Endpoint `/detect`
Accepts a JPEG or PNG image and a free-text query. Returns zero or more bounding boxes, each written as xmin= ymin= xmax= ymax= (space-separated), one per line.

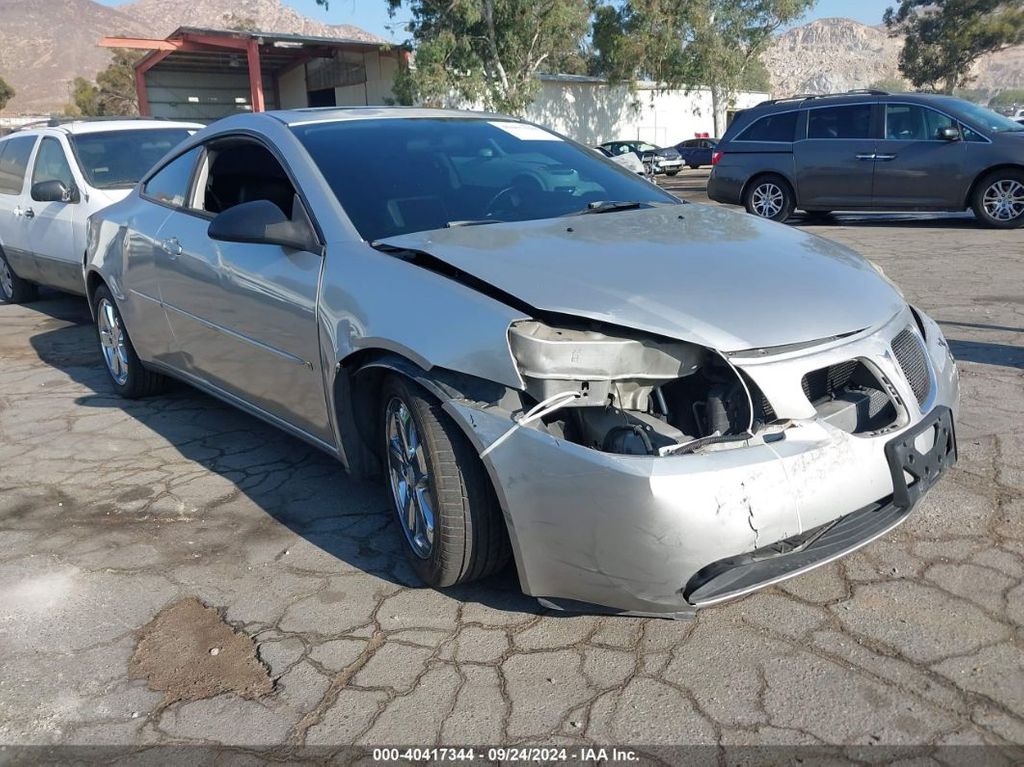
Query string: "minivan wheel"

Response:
xmin=0 ymin=250 xmax=39 ymax=304
xmin=92 ymin=285 xmax=168 ymax=398
xmin=972 ymin=170 xmax=1024 ymax=229
xmin=380 ymin=374 xmax=510 ymax=587
xmin=744 ymin=175 xmax=795 ymax=223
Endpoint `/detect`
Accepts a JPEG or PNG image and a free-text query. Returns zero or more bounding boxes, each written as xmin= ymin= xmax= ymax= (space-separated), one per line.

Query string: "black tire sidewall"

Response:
xmin=973 ymin=170 xmax=1024 ymax=229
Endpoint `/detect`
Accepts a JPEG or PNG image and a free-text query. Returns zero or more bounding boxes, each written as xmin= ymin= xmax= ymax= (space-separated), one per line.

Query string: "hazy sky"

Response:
xmin=97 ymin=0 xmax=898 ymax=42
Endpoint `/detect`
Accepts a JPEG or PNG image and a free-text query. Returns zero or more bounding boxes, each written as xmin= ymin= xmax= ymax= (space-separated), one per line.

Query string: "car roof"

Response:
xmin=269 ymin=106 xmax=509 ymax=126
xmin=746 ymin=91 xmax=973 ymax=116
xmin=12 ymin=118 xmax=203 ymax=136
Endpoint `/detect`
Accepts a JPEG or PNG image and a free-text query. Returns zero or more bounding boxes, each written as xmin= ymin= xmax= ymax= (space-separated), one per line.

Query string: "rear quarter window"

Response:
xmin=735 ymin=112 xmax=798 ymax=143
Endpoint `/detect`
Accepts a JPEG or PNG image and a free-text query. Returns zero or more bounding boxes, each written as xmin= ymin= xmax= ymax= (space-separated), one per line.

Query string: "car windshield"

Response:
xmin=293 ymin=118 xmax=677 ymax=242
xmin=70 ymin=128 xmax=194 ymax=189
xmin=636 ymin=142 xmax=659 ymax=151
xmin=953 ymin=101 xmax=1024 ymax=134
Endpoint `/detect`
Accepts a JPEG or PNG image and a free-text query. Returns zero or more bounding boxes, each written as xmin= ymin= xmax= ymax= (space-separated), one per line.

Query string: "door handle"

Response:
xmin=160 ymin=237 xmax=183 ymax=257
xmin=18 ymin=207 xmax=35 ymax=218
xmin=855 ymin=154 xmax=877 ymax=161
xmin=874 ymin=154 xmax=897 ymax=162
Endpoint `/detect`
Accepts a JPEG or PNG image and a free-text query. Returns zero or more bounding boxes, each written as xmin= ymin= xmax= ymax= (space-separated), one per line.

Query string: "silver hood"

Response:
xmin=378 ymin=204 xmax=906 ymax=352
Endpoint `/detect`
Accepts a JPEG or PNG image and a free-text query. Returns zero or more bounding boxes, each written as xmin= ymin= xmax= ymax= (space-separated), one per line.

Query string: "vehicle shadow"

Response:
xmin=791 ymin=211 xmax=982 ymax=229
xmin=24 ymin=294 xmax=541 ymax=616
xmin=947 ymin=339 xmax=1024 ymax=370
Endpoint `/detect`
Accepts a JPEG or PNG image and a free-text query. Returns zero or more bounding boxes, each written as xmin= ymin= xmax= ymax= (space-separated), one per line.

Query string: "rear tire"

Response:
xmin=688 ymin=163 xmax=701 ymax=170
xmin=744 ymin=174 xmax=795 ymax=223
xmin=666 ymin=169 xmax=680 ymax=177
xmin=380 ymin=374 xmax=510 ymax=587
xmin=0 ymin=249 xmax=39 ymax=304
xmin=972 ymin=169 xmax=1024 ymax=229
xmin=92 ymin=284 xmax=168 ymax=398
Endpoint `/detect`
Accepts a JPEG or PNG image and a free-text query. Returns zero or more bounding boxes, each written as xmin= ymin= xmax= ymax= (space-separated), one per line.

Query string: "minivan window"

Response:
xmin=953 ymin=101 xmax=1024 ymax=134
xmin=0 ymin=135 xmax=37 ymax=195
xmin=32 ymin=137 xmax=76 ymax=192
xmin=143 ymin=147 xmax=201 ymax=208
xmin=885 ymin=104 xmax=955 ymax=141
xmin=807 ymin=104 xmax=873 ymax=140
xmin=70 ymin=128 xmax=193 ymax=189
xmin=736 ymin=112 xmax=797 ymax=142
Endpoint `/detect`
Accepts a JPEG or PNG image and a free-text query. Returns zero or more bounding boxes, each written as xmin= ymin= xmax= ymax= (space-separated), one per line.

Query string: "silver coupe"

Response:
xmin=84 ymin=108 xmax=959 ymax=618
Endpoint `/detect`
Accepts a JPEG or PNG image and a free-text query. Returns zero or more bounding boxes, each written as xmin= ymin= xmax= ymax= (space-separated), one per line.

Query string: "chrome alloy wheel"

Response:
xmin=385 ymin=396 xmax=435 ymax=559
xmin=751 ymin=182 xmax=785 ymax=218
xmin=983 ymin=179 xmax=1024 ymax=222
xmin=0 ymin=259 xmax=12 ymax=299
xmin=97 ymin=297 xmax=129 ymax=386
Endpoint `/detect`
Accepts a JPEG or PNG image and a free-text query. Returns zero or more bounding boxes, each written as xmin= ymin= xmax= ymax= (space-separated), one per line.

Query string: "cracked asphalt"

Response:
xmin=1 ymin=172 xmax=1022 ymax=752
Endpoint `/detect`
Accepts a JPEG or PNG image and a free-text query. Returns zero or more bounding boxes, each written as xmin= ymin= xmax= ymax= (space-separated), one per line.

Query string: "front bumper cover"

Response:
xmin=443 ymin=307 xmax=960 ymax=617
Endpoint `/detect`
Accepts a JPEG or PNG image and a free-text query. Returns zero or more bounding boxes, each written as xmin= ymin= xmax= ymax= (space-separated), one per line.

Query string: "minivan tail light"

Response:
xmin=711 ymin=151 xmax=723 ymax=166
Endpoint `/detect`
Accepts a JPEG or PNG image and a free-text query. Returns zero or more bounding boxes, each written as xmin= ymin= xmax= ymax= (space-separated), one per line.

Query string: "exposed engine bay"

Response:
xmin=508 ymin=319 xmax=902 ymax=457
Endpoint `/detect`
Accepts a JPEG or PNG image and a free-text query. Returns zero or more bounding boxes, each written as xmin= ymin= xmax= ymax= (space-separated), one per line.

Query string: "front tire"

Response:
xmin=972 ymin=170 xmax=1024 ymax=229
xmin=688 ymin=163 xmax=701 ymax=170
xmin=666 ymin=169 xmax=680 ymax=177
xmin=92 ymin=285 xmax=167 ymax=398
xmin=744 ymin=175 xmax=795 ymax=223
xmin=380 ymin=374 xmax=510 ymax=587
xmin=0 ymin=250 xmax=39 ymax=304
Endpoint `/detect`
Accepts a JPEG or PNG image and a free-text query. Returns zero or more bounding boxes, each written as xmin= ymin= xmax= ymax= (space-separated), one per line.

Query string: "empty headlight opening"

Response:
xmin=507 ymin=320 xmax=774 ymax=457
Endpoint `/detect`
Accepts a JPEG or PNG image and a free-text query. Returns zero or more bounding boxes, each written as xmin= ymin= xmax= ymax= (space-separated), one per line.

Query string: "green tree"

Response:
xmin=0 ymin=75 xmax=14 ymax=112
xmin=593 ymin=0 xmax=815 ymax=135
xmin=385 ymin=0 xmax=591 ymax=114
xmin=65 ymin=50 xmax=143 ymax=117
xmin=884 ymin=0 xmax=1024 ymax=94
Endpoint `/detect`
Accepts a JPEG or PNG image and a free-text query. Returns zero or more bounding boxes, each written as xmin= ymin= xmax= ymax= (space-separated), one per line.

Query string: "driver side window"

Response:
xmin=194 ymin=141 xmax=297 ymax=219
xmin=31 ymin=138 xmax=76 ymax=195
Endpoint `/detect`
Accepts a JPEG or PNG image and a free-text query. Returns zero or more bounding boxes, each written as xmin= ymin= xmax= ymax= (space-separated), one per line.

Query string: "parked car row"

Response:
xmin=708 ymin=90 xmax=1024 ymax=228
xmin=0 ymin=107 xmax=959 ymax=618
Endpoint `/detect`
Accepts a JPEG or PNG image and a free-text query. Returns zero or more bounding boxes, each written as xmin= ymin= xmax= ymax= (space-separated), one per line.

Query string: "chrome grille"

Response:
xmin=891 ymin=328 xmax=931 ymax=406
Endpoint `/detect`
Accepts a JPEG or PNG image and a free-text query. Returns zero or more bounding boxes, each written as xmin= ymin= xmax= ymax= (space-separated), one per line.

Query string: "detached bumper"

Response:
xmin=444 ymin=309 xmax=960 ymax=617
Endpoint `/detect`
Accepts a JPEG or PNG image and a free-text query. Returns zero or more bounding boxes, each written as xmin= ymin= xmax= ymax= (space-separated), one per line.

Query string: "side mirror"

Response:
xmin=207 ymin=199 xmax=319 ymax=253
xmin=938 ymin=126 xmax=962 ymax=142
xmin=32 ymin=180 xmax=78 ymax=203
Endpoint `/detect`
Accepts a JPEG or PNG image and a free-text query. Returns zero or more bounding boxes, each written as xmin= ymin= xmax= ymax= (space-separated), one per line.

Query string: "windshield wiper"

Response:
xmin=446 ymin=219 xmax=504 ymax=228
xmin=565 ymin=200 xmax=646 ymax=216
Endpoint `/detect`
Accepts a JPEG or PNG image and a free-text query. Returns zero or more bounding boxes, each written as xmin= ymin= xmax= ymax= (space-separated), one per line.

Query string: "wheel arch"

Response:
xmin=963 ymin=163 xmax=1024 ymax=209
xmin=331 ymin=348 xmax=520 ymax=479
xmin=741 ymin=170 xmax=798 ymax=207
xmin=84 ymin=269 xmax=107 ymax=316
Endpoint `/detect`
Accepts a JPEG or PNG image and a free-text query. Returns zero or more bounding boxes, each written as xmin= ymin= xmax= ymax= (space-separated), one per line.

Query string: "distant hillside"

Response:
xmin=764 ymin=17 xmax=1024 ymax=97
xmin=0 ymin=0 xmax=383 ymax=115
xmin=120 ymin=0 xmax=385 ymax=43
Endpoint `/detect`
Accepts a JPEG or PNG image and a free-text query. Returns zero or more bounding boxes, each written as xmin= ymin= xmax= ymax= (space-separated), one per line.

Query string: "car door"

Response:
xmin=794 ymin=103 xmax=879 ymax=209
xmin=871 ymin=103 xmax=970 ymax=209
xmin=154 ymin=138 xmax=331 ymax=443
xmin=26 ymin=135 xmax=88 ymax=293
xmin=0 ymin=135 xmax=39 ymax=280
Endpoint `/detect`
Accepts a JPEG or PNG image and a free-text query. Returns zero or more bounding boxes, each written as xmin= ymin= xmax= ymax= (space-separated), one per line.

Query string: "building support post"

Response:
xmin=247 ymin=38 xmax=266 ymax=112
xmin=135 ymin=68 xmax=151 ymax=116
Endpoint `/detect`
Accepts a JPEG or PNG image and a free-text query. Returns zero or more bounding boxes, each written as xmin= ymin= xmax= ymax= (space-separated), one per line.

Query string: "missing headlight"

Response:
xmin=508 ymin=320 xmax=770 ymax=456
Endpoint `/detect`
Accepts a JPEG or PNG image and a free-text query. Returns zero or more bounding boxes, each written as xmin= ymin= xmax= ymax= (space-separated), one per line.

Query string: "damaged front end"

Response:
xmin=441 ymin=307 xmax=959 ymax=618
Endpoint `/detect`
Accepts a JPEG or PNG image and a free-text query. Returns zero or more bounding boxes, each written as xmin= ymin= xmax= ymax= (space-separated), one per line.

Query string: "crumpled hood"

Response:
xmin=378 ymin=204 xmax=906 ymax=352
